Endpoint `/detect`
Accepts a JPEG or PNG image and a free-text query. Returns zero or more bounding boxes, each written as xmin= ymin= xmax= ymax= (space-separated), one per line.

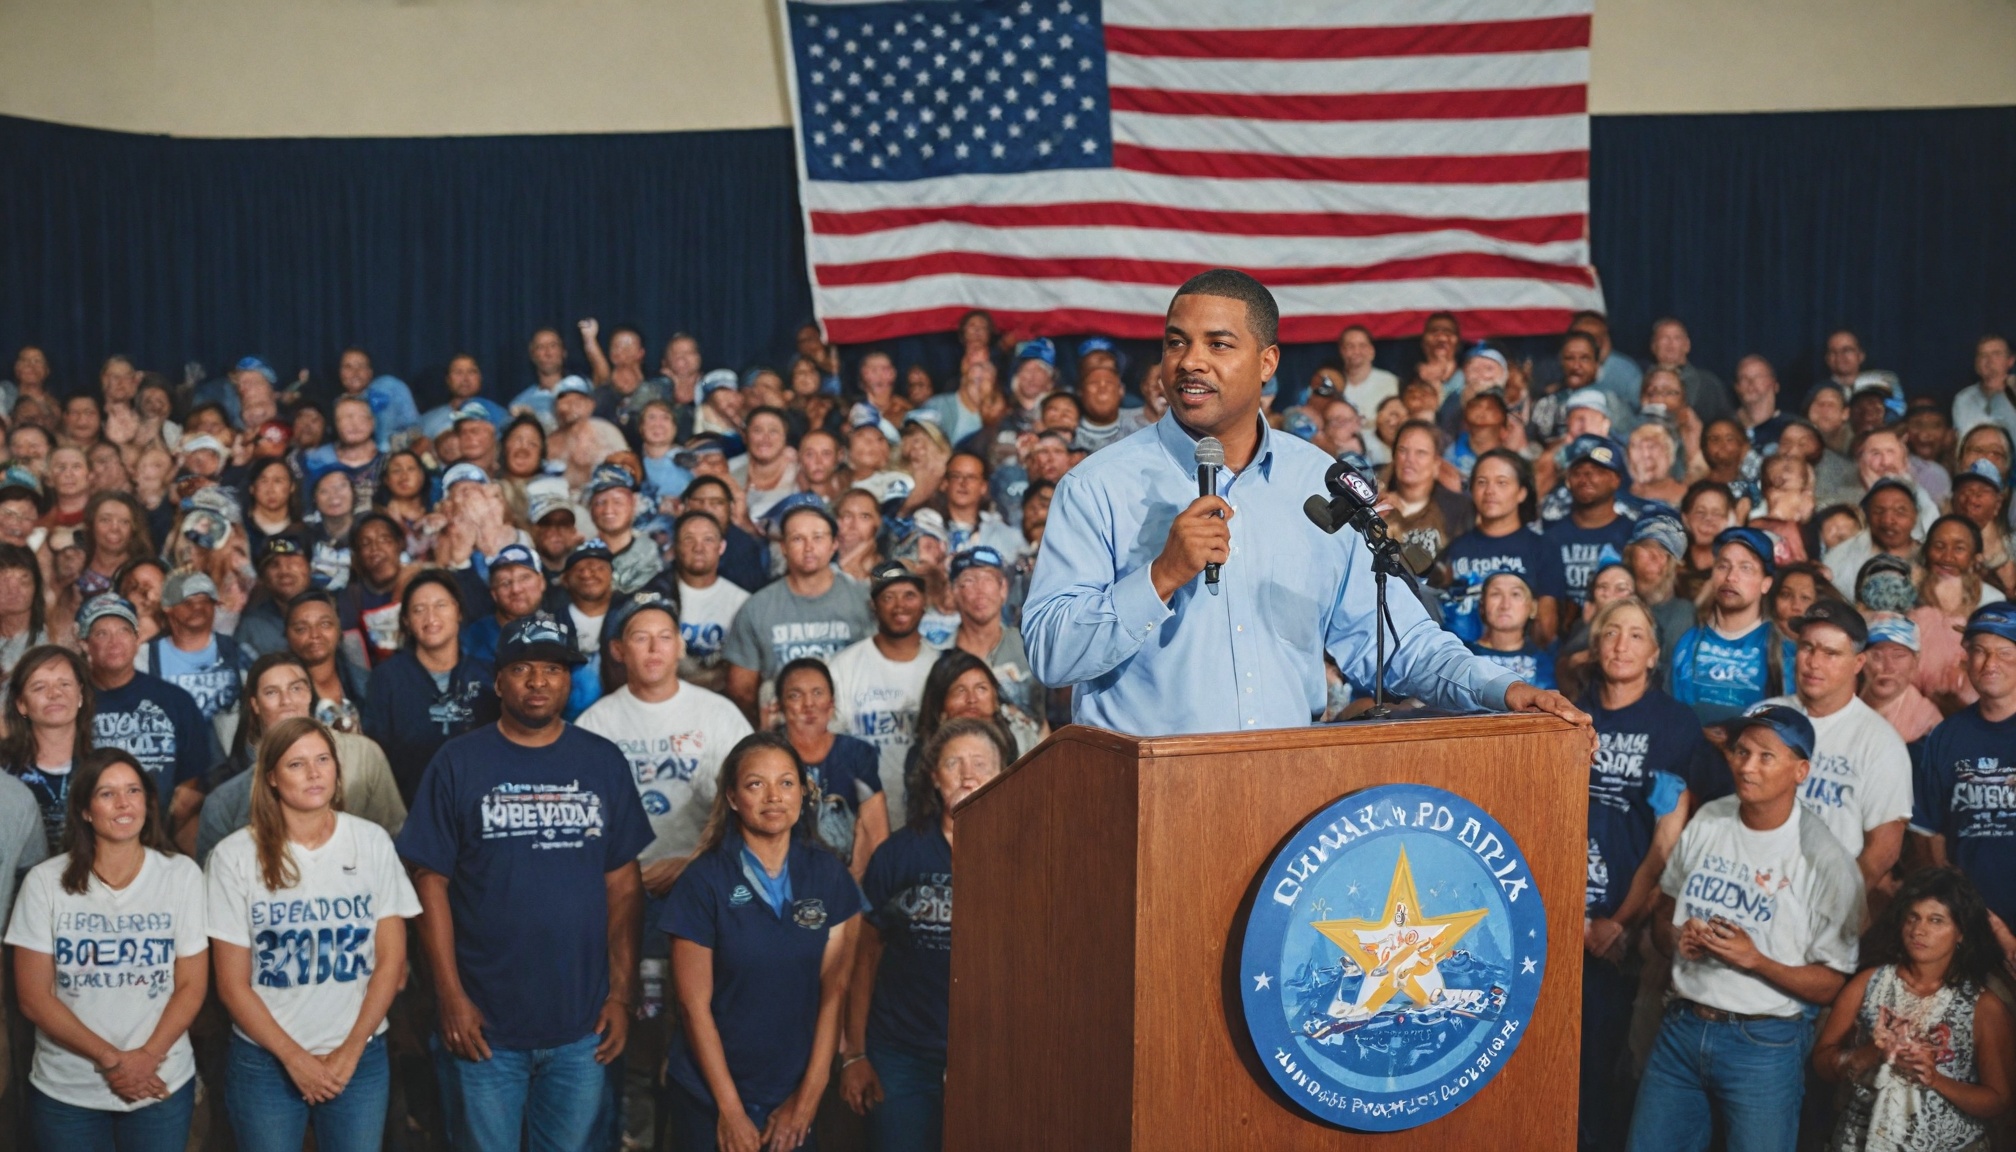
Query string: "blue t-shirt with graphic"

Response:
xmin=1669 ymin=619 xmax=1777 ymax=725
xmin=803 ymin=734 xmax=884 ymax=862
xmin=1912 ymin=707 xmax=2016 ymax=924
xmin=1540 ymin=514 xmax=1633 ymax=605
xmin=92 ymin=673 xmax=211 ymax=805
xmin=862 ymin=825 xmax=954 ymax=1055
xmin=8 ymin=762 xmax=71 ymax=855
xmin=151 ymin=634 xmax=246 ymax=724
xmin=1442 ymin=527 xmax=1565 ymax=644
xmin=1581 ymin=689 xmax=1728 ymax=918
xmin=662 ymin=830 xmax=866 ymax=1111
xmin=1464 ymin=640 xmax=1557 ymax=691
xmin=396 ymin=723 xmax=653 ymax=1050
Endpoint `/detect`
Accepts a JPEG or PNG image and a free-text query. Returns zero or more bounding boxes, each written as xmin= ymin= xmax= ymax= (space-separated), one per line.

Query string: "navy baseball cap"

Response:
xmin=564 ymin=538 xmax=615 ymax=571
xmin=1712 ymin=526 xmax=1777 ymax=577
xmin=1963 ymin=601 xmax=2016 ymax=646
xmin=79 ymin=594 xmax=139 ymax=635
xmin=1565 ymin=434 xmax=1628 ymax=477
xmin=1791 ymin=599 xmax=1869 ymax=650
xmin=588 ymin=463 xmax=637 ymax=497
xmin=1725 ymin=703 xmax=1817 ymax=762
xmin=609 ymin=590 xmax=679 ymax=637
xmin=233 ymin=356 xmax=278 ymax=384
xmin=767 ymin=491 xmax=838 ymax=535
xmin=1860 ymin=475 xmax=1917 ymax=508
xmin=257 ymin=533 xmax=308 ymax=569
xmin=489 ymin=544 xmax=540 ymax=579
xmin=496 ymin=612 xmax=585 ymax=667
xmin=869 ymin=560 xmax=926 ymax=597
xmin=949 ymin=545 xmax=1006 ymax=582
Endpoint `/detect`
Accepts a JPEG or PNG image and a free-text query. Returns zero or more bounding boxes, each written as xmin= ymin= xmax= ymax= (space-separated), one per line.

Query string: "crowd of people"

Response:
xmin=0 ymin=306 xmax=2007 ymax=1152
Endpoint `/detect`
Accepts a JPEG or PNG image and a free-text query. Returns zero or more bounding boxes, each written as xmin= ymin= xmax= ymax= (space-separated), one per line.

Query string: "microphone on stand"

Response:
xmin=1195 ymin=436 xmax=1225 ymax=595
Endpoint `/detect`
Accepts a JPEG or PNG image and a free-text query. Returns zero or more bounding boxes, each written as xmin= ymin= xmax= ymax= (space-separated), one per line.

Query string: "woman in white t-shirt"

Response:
xmin=4 ymin=747 xmax=209 ymax=1151
xmin=206 ymin=715 xmax=420 ymax=1152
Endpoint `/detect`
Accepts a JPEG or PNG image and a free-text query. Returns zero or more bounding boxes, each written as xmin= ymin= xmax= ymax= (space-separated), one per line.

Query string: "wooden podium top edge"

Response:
xmin=955 ymin=711 xmax=1576 ymax=815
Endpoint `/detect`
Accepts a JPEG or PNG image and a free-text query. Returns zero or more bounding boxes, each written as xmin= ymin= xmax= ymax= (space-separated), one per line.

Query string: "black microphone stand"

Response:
xmin=1364 ymin=534 xmax=1410 ymax=719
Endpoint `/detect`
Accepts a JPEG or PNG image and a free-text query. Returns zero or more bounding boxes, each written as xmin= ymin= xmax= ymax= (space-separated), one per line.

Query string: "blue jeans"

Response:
xmin=28 ymin=1077 xmax=195 ymax=1152
xmin=450 ymin=1032 xmax=605 ymax=1152
xmin=666 ymin=1083 xmax=813 ymax=1152
xmin=865 ymin=1040 xmax=944 ymax=1152
xmin=225 ymin=1033 xmax=389 ymax=1152
xmin=1626 ymin=1002 xmax=1812 ymax=1152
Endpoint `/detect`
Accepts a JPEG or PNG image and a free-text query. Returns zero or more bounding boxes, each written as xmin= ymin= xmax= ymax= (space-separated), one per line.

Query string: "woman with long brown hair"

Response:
xmin=2 ymin=645 xmax=95 ymax=853
xmin=76 ymin=490 xmax=155 ymax=602
xmin=0 ymin=542 xmax=52 ymax=676
xmin=3 ymin=747 xmax=207 ymax=1151
xmin=205 ymin=715 xmax=419 ymax=1152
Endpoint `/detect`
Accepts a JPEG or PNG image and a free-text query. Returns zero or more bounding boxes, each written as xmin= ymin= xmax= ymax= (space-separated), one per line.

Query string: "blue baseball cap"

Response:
xmin=1963 ymin=601 xmax=2016 ymax=646
xmin=441 ymin=462 xmax=491 ymax=491
xmin=450 ymin=403 xmax=495 ymax=427
xmin=564 ymin=538 xmax=615 ymax=571
xmin=233 ymin=356 xmax=278 ymax=385
xmin=1713 ymin=526 xmax=1778 ymax=577
xmin=588 ymin=463 xmax=637 ymax=497
xmin=1462 ymin=344 xmax=1508 ymax=372
xmin=1865 ymin=614 xmax=1920 ymax=652
xmin=0 ymin=465 xmax=47 ymax=512
xmin=1283 ymin=409 xmax=1319 ymax=441
xmin=765 ymin=491 xmax=838 ymax=534
xmin=848 ymin=402 xmax=885 ymax=431
xmin=672 ymin=434 xmax=730 ymax=470
xmin=1013 ymin=338 xmax=1056 ymax=369
xmin=697 ymin=369 xmax=739 ymax=403
xmin=554 ymin=375 xmax=594 ymax=398
xmin=609 ymin=590 xmax=678 ymax=637
xmin=496 ymin=611 xmax=585 ymax=667
xmin=1630 ymin=513 xmax=1688 ymax=561
xmin=488 ymin=544 xmax=540 ymax=579
xmin=1953 ymin=458 xmax=2006 ymax=493
xmin=79 ymin=594 xmax=139 ymax=635
xmin=949 ymin=545 xmax=1007 ymax=582
xmin=1565 ymin=433 xmax=1628 ymax=477
xmin=1725 ymin=703 xmax=1817 ymax=762
xmin=1565 ymin=388 xmax=1610 ymax=415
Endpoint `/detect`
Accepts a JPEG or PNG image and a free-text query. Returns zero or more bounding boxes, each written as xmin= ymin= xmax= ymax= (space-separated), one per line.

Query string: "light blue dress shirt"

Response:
xmin=1021 ymin=413 xmax=1518 ymax=736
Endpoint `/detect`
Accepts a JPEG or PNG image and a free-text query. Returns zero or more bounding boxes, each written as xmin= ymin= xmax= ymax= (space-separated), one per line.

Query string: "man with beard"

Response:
xmin=826 ymin=562 xmax=940 ymax=825
xmin=1671 ymin=527 xmax=1781 ymax=726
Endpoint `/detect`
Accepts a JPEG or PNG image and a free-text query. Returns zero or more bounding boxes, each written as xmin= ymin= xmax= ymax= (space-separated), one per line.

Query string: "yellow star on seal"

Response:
xmin=1310 ymin=848 xmax=1488 ymax=1018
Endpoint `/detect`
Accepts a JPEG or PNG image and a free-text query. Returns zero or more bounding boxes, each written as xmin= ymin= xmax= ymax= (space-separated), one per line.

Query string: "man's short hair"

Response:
xmin=682 ymin=474 xmax=732 ymax=502
xmin=673 ymin=509 xmax=723 ymax=540
xmin=1559 ymin=331 xmax=1601 ymax=358
xmin=1337 ymin=324 xmax=1372 ymax=344
xmin=1171 ymin=268 xmax=1279 ymax=348
xmin=1570 ymin=310 xmax=1609 ymax=331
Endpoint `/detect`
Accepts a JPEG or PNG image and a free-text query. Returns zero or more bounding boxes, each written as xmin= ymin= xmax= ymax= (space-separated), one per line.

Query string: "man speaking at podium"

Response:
xmin=1022 ymin=269 xmax=1590 ymax=738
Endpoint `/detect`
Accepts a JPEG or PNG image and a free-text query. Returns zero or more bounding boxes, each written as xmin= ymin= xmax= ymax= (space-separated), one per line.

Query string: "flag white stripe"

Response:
xmin=1105 ymin=0 xmax=1591 ymax=31
xmin=1111 ymin=111 xmax=1587 ymax=159
xmin=802 ymin=169 xmax=1588 ymax=219
xmin=817 ymin=274 xmax=1604 ymax=319
xmin=810 ymin=224 xmax=1589 ymax=269
xmin=1104 ymin=51 xmax=1588 ymax=97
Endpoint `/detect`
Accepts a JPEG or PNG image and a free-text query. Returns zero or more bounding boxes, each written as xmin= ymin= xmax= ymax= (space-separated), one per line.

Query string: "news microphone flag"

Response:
xmin=781 ymin=0 xmax=1604 ymax=344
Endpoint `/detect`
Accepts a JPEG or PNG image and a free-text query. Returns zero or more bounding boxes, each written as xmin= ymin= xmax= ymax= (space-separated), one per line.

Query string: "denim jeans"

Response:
xmin=28 ymin=1078 xmax=195 ymax=1152
xmin=666 ymin=1082 xmax=812 ymax=1152
xmin=865 ymin=1040 xmax=945 ymax=1152
xmin=1626 ymin=1002 xmax=1813 ymax=1152
xmin=225 ymin=1033 xmax=390 ymax=1152
xmin=449 ymin=1032 xmax=605 ymax=1152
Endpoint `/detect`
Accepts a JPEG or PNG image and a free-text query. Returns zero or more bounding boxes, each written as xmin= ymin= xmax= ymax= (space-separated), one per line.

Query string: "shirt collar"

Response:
xmin=1152 ymin=411 xmax=1279 ymax=480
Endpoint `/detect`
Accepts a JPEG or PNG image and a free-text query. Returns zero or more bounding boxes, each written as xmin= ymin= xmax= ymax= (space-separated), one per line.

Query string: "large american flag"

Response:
xmin=782 ymin=0 xmax=1604 ymax=345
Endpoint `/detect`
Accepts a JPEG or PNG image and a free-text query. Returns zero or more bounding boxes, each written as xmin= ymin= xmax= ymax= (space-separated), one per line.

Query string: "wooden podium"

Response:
xmin=945 ymin=714 xmax=1588 ymax=1150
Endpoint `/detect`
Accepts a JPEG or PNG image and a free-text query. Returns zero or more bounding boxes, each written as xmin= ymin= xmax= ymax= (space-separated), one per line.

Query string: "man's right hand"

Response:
xmin=439 ymin=991 xmax=493 ymax=1062
xmin=1149 ymin=495 xmax=1233 ymax=602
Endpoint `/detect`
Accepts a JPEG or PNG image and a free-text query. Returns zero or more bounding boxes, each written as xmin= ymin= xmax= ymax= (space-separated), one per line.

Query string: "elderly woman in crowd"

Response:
xmin=1912 ymin=515 xmax=2006 ymax=712
xmin=1857 ymin=614 xmax=1944 ymax=743
xmin=1750 ymin=451 xmax=1814 ymax=563
xmin=1627 ymin=422 xmax=1688 ymax=509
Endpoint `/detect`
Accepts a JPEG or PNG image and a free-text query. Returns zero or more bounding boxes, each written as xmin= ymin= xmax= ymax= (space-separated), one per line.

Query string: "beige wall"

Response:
xmin=1 ymin=0 xmax=2011 ymax=138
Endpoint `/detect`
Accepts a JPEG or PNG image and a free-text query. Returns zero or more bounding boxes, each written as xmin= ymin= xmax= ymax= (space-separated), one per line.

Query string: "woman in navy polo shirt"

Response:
xmin=840 ymin=717 xmax=1013 ymax=1152
xmin=665 ymin=730 xmax=865 ymax=1152
xmin=360 ymin=571 xmax=496 ymax=803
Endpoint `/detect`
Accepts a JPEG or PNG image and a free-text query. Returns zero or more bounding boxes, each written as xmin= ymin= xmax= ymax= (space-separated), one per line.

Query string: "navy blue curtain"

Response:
xmin=0 ymin=116 xmax=814 ymax=407
xmin=3 ymin=106 xmax=2012 ymax=408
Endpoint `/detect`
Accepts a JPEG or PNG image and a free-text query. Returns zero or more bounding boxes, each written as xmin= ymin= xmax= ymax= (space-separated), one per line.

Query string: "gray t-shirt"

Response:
xmin=722 ymin=573 xmax=875 ymax=683
xmin=0 ymin=771 xmax=49 ymax=934
xmin=986 ymin=627 xmax=1042 ymax=718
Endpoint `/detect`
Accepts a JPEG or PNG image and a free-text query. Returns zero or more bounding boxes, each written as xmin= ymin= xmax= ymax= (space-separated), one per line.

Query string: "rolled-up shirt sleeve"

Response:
xmin=1022 ymin=471 xmax=1174 ymax=689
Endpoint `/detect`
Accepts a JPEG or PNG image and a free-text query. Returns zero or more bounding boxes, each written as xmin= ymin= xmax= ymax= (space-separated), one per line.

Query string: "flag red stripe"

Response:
xmin=1108 ymin=84 xmax=1586 ymax=122
xmin=1113 ymin=143 xmax=1590 ymax=184
xmin=814 ymin=251 xmax=1596 ymax=289
xmin=809 ymin=202 xmax=1586 ymax=244
xmin=1104 ymin=15 xmax=1590 ymax=61
xmin=822 ymin=306 xmax=1578 ymax=345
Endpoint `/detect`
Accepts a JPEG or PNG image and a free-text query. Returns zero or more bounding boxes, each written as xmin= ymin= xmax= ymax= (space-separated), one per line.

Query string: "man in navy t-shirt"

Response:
xmin=1911 ymin=603 xmax=2016 ymax=946
xmin=1541 ymin=434 xmax=1634 ymax=606
xmin=78 ymin=594 xmax=210 ymax=826
xmin=398 ymin=611 xmax=652 ymax=1152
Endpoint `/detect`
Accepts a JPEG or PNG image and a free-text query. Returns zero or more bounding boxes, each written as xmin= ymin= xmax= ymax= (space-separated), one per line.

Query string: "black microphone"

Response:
xmin=1194 ymin=436 xmax=1225 ymax=592
xmin=1303 ymin=461 xmax=1385 ymax=538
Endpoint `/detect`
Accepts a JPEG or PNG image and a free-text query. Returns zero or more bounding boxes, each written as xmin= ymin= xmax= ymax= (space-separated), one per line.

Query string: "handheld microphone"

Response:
xmin=1194 ymin=437 xmax=1225 ymax=594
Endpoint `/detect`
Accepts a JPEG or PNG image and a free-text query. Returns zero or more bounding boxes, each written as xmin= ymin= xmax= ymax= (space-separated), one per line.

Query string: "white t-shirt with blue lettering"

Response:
xmin=576 ymin=683 xmax=753 ymax=863
xmin=1763 ymin=694 xmax=1914 ymax=861
xmin=677 ymin=578 xmax=751 ymax=691
xmin=205 ymin=814 xmax=422 ymax=1055
xmin=4 ymin=849 xmax=208 ymax=1111
xmin=826 ymin=637 xmax=940 ymax=827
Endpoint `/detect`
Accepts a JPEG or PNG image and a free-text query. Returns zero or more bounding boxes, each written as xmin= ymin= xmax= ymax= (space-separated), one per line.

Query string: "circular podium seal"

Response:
xmin=1237 ymin=783 xmax=1547 ymax=1131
